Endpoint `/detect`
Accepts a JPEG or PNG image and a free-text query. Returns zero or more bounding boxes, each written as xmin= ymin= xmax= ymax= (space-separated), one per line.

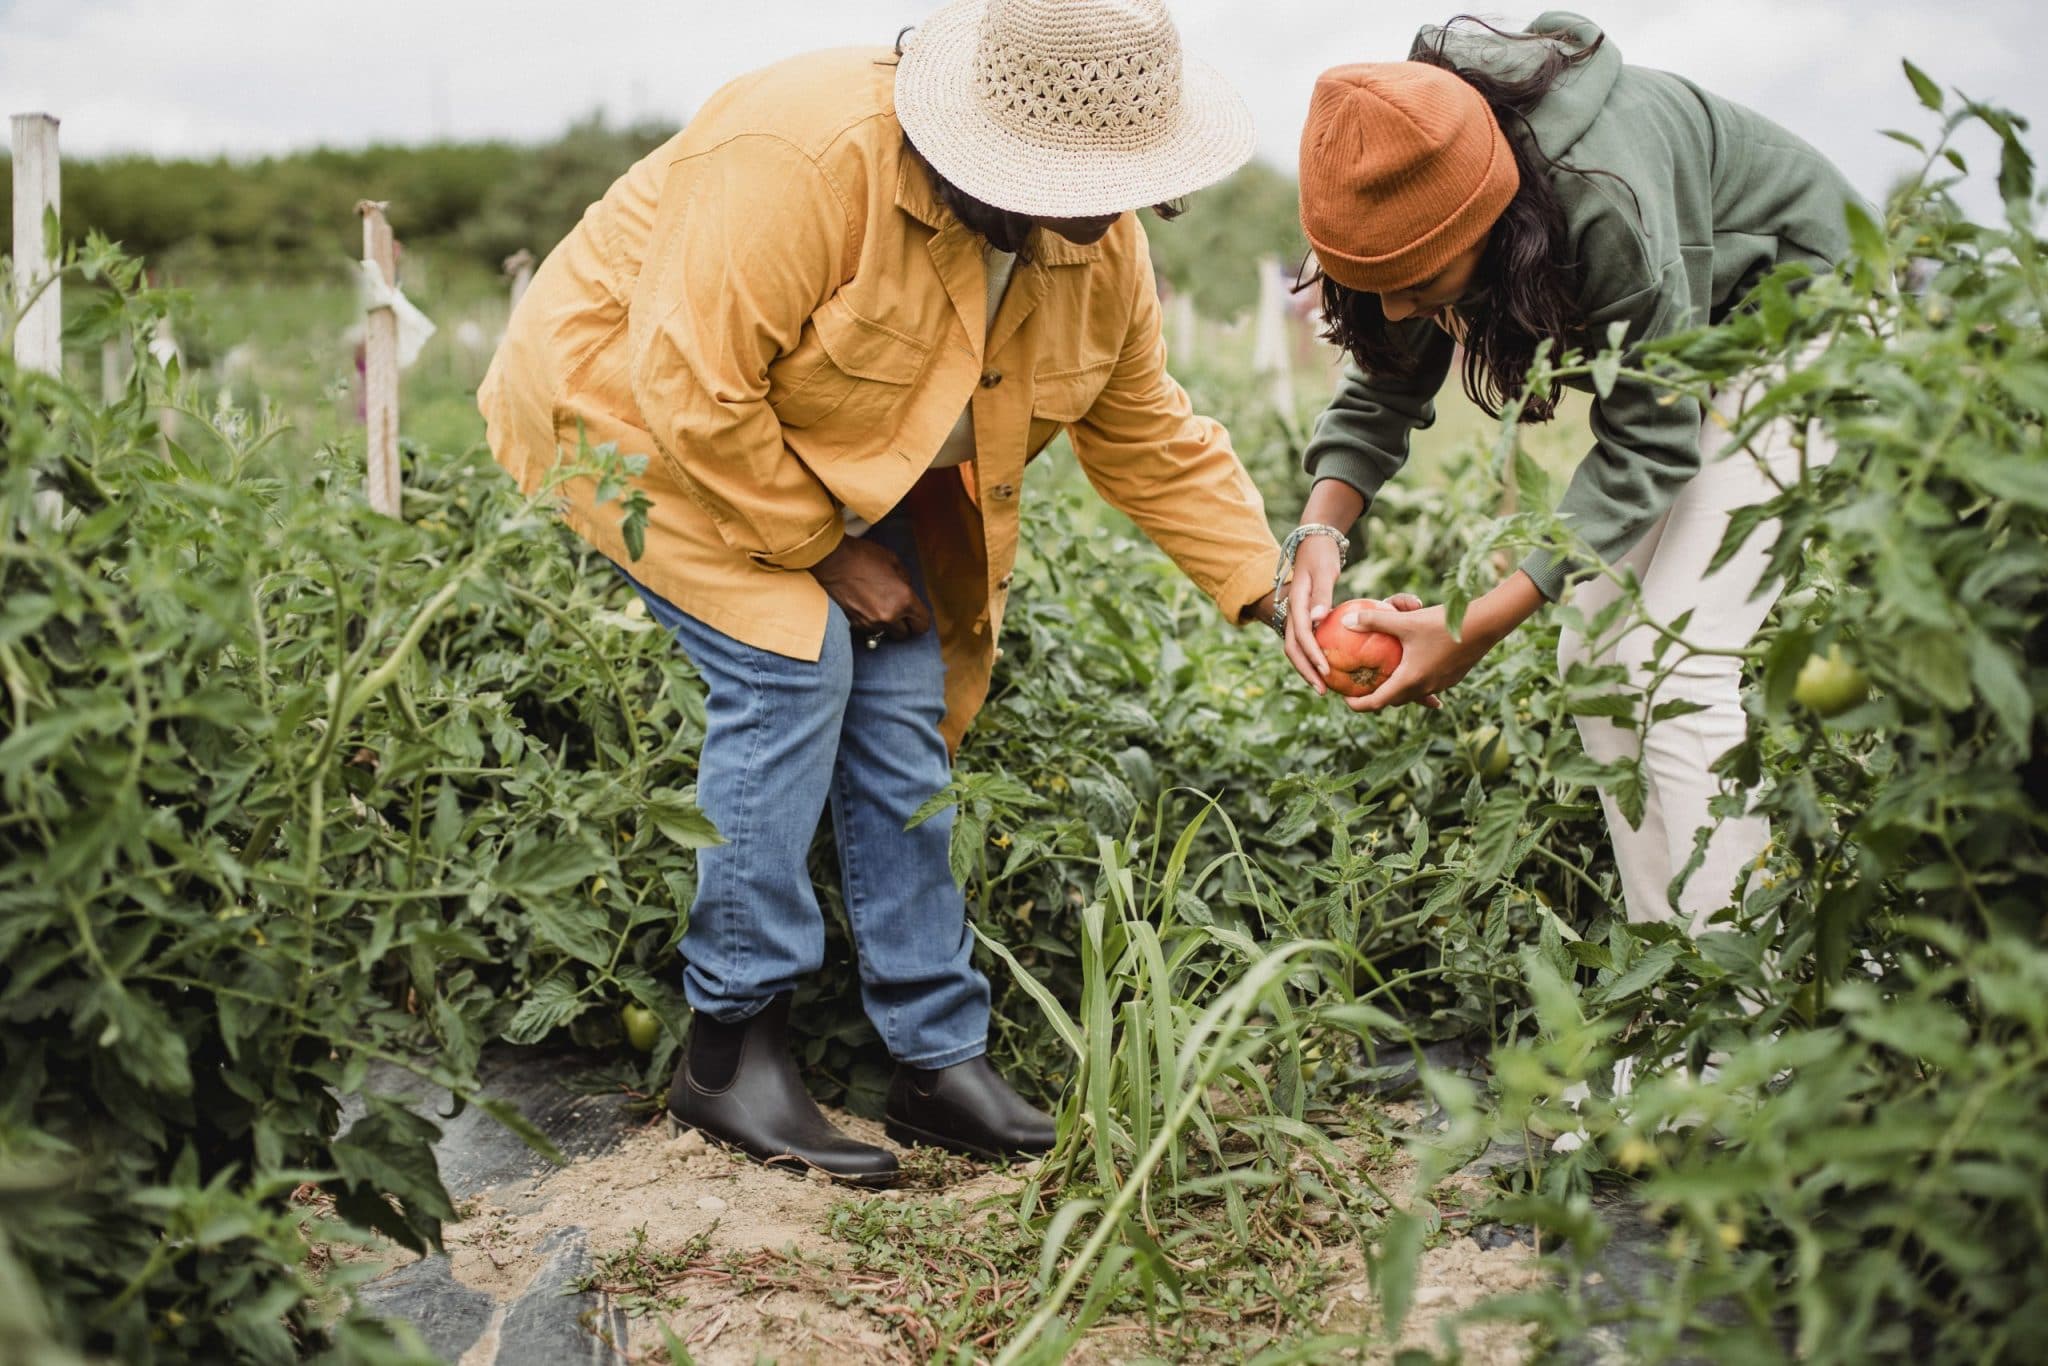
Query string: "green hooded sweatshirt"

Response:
xmin=1301 ymin=11 xmax=1861 ymax=599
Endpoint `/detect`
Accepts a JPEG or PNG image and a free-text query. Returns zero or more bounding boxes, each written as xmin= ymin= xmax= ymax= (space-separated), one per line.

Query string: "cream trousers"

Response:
xmin=1557 ymin=369 xmax=1833 ymax=931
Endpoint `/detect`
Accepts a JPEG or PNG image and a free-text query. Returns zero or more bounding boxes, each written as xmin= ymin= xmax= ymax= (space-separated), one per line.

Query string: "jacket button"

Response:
xmin=991 ymin=482 xmax=1016 ymax=500
xmin=979 ymin=369 xmax=1003 ymax=388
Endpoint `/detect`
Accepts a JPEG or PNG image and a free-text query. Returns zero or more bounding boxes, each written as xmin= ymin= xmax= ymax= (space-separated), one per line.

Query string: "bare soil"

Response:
xmin=332 ymin=1102 xmax=1541 ymax=1365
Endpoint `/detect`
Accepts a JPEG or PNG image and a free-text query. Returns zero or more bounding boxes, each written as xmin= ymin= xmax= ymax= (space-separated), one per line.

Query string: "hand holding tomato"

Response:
xmin=1329 ymin=574 xmax=1549 ymax=713
xmin=1314 ymin=598 xmax=1404 ymax=695
xmin=1286 ymin=591 xmax=1441 ymax=708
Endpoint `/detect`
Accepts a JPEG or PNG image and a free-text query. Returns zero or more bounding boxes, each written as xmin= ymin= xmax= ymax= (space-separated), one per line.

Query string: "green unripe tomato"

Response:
xmin=1793 ymin=646 xmax=1870 ymax=718
xmin=620 ymin=1004 xmax=661 ymax=1053
xmin=1463 ymin=724 xmax=1511 ymax=780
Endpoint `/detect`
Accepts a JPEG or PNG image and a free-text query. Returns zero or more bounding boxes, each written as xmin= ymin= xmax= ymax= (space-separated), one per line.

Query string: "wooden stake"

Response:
xmin=503 ymin=249 xmax=536 ymax=313
xmin=1167 ymin=290 xmax=1197 ymax=364
xmin=10 ymin=113 xmax=61 ymax=375
xmin=358 ymin=200 xmax=401 ymax=517
xmin=101 ymin=336 xmax=126 ymax=403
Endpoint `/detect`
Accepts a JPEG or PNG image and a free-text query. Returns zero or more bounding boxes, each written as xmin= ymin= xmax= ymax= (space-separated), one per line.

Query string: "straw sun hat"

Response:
xmin=895 ymin=0 xmax=1257 ymax=218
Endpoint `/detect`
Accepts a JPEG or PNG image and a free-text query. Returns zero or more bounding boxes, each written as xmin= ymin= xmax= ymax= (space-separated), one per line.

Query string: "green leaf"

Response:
xmin=1372 ymin=1209 xmax=1426 ymax=1340
xmin=492 ymin=840 xmax=608 ymax=897
xmin=656 ymin=1321 xmax=698 ymax=1366
xmin=1467 ymin=790 xmax=1530 ymax=887
xmin=1589 ymin=349 xmax=1621 ymax=400
xmin=478 ymin=1096 xmax=566 ymax=1165
xmin=1513 ymin=445 xmax=1554 ymax=508
xmin=504 ymin=977 xmax=588 ymax=1044
xmin=1910 ymin=630 xmax=1974 ymax=711
xmin=1903 ymin=59 xmax=1943 ymax=111
xmin=1843 ymin=199 xmax=1889 ymax=268
xmin=1595 ymin=941 xmax=1683 ymax=1005
xmin=1565 ymin=940 xmax=1615 ymax=970
xmin=1997 ymin=120 xmax=2035 ymax=211
xmin=1967 ymin=633 xmax=2031 ymax=749
xmin=1318 ymin=1002 xmax=1404 ymax=1037
xmin=620 ymin=491 xmax=651 ymax=562
xmin=430 ymin=780 xmax=465 ymax=853
xmin=0 ymin=693 xmax=130 ymax=777
xmin=1961 ymin=452 xmax=2048 ymax=508
xmin=646 ymin=789 xmax=724 ymax=849
xmin=973 ymin=924 xmax=1084 ymax=1060
xmin=525 ymin=900 xmax=613 ymax=968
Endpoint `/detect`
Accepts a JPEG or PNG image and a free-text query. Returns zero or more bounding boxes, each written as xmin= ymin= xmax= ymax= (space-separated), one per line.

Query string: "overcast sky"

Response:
xmin=4 ymin=0 xmax=2042 ymax=214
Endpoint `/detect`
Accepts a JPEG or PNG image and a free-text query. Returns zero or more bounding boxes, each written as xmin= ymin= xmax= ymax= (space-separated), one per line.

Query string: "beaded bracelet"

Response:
xmin=1266 ymin=523 xmax=1350 ymax=637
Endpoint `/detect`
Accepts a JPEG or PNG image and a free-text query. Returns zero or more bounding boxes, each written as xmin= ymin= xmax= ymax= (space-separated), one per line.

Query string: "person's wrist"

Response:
xmin=1253 ymin=590 xmax=1286 ymax=637
xmin=1467 ymin=576 xmax=1536 ymax=649
xmin=1294 ymin=534 xmax=1341 ymax=569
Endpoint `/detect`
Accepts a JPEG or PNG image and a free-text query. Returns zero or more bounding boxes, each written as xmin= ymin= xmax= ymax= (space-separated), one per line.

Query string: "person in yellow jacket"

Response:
xmin=480 ymin=0 xmax=1282 ymax=1185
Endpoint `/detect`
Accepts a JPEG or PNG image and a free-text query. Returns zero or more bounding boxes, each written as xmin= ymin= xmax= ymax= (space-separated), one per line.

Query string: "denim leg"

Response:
xmin=829 ymin=512 xmax=991 ymax=1068
xmin=619 ymin=568 xmax=853 ymax=1023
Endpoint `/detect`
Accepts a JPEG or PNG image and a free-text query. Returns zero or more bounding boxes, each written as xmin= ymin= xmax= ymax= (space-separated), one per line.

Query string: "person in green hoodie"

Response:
xmin=1277 ymin=13 xmax=1859 ymax=930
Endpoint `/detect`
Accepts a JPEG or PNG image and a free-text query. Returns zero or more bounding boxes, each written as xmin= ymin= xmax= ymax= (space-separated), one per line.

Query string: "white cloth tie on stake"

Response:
xmin=354 ymin=259 xmax=437 ymax=368
xmin=147 ymin=318 xmax=181 ymax=368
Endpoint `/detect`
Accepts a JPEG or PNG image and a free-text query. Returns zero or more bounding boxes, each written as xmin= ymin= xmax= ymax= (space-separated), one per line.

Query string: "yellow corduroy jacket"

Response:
xmin=479 ymin=47 xmax=1280 ymax=750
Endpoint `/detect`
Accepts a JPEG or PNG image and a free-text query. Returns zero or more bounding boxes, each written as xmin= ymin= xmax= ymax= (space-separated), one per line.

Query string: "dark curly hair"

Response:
xmin=1309 ymin=17 xmax=1616 ymax=422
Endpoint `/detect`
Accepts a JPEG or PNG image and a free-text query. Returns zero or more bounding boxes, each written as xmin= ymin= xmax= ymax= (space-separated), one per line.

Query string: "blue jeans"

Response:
xmin=617 ymin=510 xmax=989 ymax=1069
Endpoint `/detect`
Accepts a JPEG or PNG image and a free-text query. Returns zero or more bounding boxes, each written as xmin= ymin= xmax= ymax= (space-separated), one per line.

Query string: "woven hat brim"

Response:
xmin=895 ymin=0 xmax=1258 ymax=218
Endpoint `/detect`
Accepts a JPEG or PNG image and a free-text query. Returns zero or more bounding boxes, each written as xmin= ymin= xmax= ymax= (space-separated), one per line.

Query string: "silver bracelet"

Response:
xmin=1283 ymin=523 xmax=1350 ymax=568
xmin=1268 ymin=524 xmax=1350 ymax=637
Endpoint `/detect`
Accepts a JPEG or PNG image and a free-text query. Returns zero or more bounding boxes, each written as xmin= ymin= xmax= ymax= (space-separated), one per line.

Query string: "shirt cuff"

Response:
xmin=749 ymin=517 xmax=846 ymax=572
xmin=1216 ymin=550 xmax=1281 ymax=628
xmin=1518 ymin=548 xmax=1577 ymax=602
xmin=1302 ymin=451 xmax=1390 ymax=509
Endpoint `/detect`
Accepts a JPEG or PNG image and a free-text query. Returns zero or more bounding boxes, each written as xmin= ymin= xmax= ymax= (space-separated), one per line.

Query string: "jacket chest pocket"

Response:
xmin=770 ymin=296 xmax=932 ymax=432
xmin=1026 ymin=360 xmax=1112 ymax=458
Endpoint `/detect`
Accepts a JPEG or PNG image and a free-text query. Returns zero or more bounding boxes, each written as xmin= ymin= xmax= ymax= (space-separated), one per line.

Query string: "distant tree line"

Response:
xmin=2 ymin=115 xmax=1305 ymax=318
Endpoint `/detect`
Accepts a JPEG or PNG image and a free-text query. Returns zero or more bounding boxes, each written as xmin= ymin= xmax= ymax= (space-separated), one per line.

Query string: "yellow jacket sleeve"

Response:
xmin=1068 ymin=232 xmax=1281 ymax=623
xmin=628 ymin=134 xmax=854 ymax=571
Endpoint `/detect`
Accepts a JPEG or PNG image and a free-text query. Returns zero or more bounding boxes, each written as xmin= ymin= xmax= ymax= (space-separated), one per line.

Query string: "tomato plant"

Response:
xmin=1 ymin=67 xmax=2041 ymax=1366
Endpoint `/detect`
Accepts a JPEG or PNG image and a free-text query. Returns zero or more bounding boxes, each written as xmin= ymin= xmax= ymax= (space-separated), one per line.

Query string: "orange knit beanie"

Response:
xmin=1298 ymin=62 xmax=1519 ymax=294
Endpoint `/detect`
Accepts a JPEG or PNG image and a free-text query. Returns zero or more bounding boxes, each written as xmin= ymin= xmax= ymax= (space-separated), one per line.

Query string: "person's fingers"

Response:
xmin=1281 ymin=617 xmax=1314 ymax=688
xmin=1289 ymin=611 xmax=1327 ymax=687
xmin=1389 ymin=593 xmax=1424 ymax=612
xmin=906 ymin=595 xmax=933 ymax=636
xmin=1341 ymin=608 xmax=1411 ymax=636
xmin=1421 ymin=693 xmax=1443 ymax=710
xmin=1349 ymin=660 xmax=1425 ymax=713
xmin=1283 ymin=629 xmax=1324 ymax=693
xmin=1289 ymin=573 xmax=1330 ymax=678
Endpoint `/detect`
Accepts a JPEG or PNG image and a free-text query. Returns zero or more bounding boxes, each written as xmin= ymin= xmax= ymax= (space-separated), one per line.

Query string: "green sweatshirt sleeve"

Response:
xmin=1300 ymin=319 xmax=1455 ymax=508
xmin=1519 ymin=263 xmax=1706 ymax=599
